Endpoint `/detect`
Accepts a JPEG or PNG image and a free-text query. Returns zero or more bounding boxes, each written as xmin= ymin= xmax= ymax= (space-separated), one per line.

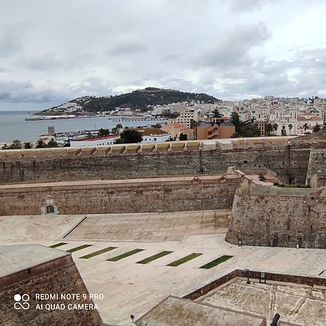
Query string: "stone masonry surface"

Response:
xmin=226 ymin=186 xmax=326 ymax=248
xmin=0 ymin=244 xmax=102 ymax=326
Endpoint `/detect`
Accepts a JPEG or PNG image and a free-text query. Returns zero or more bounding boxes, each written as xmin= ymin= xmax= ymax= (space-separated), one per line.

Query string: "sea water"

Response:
xmin=0 ymin=111 xmax=164 ymax=144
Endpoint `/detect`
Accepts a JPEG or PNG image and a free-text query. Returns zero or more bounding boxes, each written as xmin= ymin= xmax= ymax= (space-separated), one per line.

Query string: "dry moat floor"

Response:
xmin=1 ymin=211 xmax=326 ymax=325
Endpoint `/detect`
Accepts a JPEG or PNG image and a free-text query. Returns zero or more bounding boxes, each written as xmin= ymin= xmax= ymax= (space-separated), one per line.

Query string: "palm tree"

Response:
xmin=10 ymin=139 xmax=22 ymax=149
xmin=288 ymin=123 xmax=293 ymax=135
xmin=23 ymin=142 xmax=32 ymax=149
xmin=281 ymin=126 xmax=287 ymax=136
xmin=35 ymin=140 xmax=46 ymax=148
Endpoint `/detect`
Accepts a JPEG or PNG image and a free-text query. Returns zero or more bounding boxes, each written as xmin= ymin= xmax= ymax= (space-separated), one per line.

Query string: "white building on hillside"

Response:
xmin=176 ymin=108 xmax=199 ymax=127
xmin=70 ymin=135 xmax=120 ymax=147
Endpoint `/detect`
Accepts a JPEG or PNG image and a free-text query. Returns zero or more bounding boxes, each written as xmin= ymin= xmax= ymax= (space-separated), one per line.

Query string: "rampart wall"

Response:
xmin=226 ymin=186 xmax=326 ymax=248
xmin=0 ymin=141 xmax=312 ymax=185
xmin=0 ymin=175 xmax=240 ymax=216
xmin=306 ymin=148 xmax=326 ymax=187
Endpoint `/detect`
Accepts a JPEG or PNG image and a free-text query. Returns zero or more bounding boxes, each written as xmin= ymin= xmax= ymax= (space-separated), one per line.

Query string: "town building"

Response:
xmin=196 ymin=118 xmax=235 ymax=140
xmin=137 ymin=128 xmax=171 ymax=143
xmin=161 ymin=122 xmax=194 ymax=140
xmin=297 ymin=113 xmax=323 ymax=133
xmin=70 ymin=134 xmax=120 ymax=147
xmin=175 ymin=108 xmax=199 ymax=127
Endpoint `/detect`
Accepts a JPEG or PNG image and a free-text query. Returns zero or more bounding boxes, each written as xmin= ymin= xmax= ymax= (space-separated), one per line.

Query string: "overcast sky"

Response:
xmin=1 ymin=0 xmax=326 ymax=111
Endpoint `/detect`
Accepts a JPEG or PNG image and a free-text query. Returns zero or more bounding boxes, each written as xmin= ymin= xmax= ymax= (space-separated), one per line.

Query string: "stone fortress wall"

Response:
xmin=226 ymin=186 xmax=326 ymax=248
xmin=0 ymin=137 xmax=316 ymax=185
xmin=0 ymin=175 xmax=240 ymax=216
xmin=1 ymin=134 xmax=326 ymax=249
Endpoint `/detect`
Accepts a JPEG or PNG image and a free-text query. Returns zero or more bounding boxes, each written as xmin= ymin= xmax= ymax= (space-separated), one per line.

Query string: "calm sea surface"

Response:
xmin=0 ymin=111 xmax=162 ymax=144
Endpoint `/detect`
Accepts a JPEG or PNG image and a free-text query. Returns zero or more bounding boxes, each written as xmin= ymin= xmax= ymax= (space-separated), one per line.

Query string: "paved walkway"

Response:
xmin=1 ymin=213 xmax=326 ymax=325
xmin=65 ymin=210 xmax=229 ymax=241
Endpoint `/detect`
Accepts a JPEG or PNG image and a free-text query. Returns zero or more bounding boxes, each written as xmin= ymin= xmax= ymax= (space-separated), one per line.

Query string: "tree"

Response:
xmin=179 ymin=133 xmax=187 ymax=141
xmin=151 ymin=123 xmax=162 ymax=128
xmin=23 ymin=142 xmax=32 ymax=149
xmin=47 ymin=140 xmax=58 ymax=148
xmin=212 ymin=108 xmax=223 ymax=118
xmin=241 ymin=124 xmax=260 ymax=137
xmin=281 ymin=126 xmax=287 ymax=136
xmin=265 ymin=123 xmax=274 ymax=136
xmin=313 ymin=124 xmax=321 ymax=133
xmin=10 ymin=139 xmax=22 ymax=149
xmin=273 ymin=123 xmax=278 ymax=135
xmin=35 ymin=140 xmax=46 ymax=148
xmin=303 ymin=123 xmax=309 ymax=133
xmin=98 ymin=128 xmax=109 ymax=136
xmin=1 ymin=143 xmax=9 ymax=150
xmin=288 ymin=124 xmax=293 ymax=135
xmin=230 ymin=112 xmax=241 ymax=133
xmin=120 ymin=130 xmax=143 ymax=143
xmin=114 ymin=138 xmax=125 ymax=144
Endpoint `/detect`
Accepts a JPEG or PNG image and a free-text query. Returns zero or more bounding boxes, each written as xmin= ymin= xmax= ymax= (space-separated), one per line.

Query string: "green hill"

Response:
xmin=40 ymin=87 xmax=219 ymax=114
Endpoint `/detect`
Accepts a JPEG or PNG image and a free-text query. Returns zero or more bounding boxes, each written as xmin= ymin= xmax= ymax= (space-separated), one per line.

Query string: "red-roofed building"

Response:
xmin=297 ymin=113 xmax=323 ymax=133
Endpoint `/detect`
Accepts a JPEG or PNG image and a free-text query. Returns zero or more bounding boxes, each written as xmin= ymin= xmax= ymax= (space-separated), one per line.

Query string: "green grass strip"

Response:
xmin=167 ymin=253 xmax=202 ymax=267
xmin=199 ymin=255 xmax=233 ymax=269
xmin=49 ymin=242 xmax=68 ymax=248
xmin=136 ymin=251 xmax=173 ymax=264
xmin=79 ymin=246 xmax=118 ymax=259
xmin=107 ymin=249 xmax=144 ymax=262
xmin=66 ymin=244 xmax=92 ymax=253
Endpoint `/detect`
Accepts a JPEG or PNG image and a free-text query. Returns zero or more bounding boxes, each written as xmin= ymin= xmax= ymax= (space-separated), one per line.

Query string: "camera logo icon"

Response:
xmin=14 ymin=294 xmax=30 ymax=310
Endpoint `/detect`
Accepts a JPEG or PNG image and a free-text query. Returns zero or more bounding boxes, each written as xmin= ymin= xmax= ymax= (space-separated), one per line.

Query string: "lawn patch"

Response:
xmin=199 ymin=255 xmax=233 ymax=269
xmin=49 ymin=242 xmax=68 ymax=248
xmin=107 ymin=249 xmax=144 ymax=262
xmin=136 ymin=251 xmax=173 ymax=264
xmin=79 ymin=247 xmax=117 ymax=259
xmin=167 ymin=253 xmax=202 ymax=267
xmin=66 ymin=244 xmax=92 ymax=253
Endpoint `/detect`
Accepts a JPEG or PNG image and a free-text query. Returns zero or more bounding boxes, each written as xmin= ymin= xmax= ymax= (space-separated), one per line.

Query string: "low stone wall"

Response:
xmin=183 ymin=269 xmax=326 ymax=300
xmin=0 ymin=175 xmax=241 ymax=216
xmin=0 ymin=245 xmax=102 ymax=326
xmin=225 ymin=186 xmax=326 ymax=248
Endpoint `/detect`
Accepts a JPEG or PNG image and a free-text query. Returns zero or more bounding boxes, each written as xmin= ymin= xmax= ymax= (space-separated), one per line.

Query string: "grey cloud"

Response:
xmin=228 ymin=0 xmax=269 ymax=12
xmin=191 ymin=22 xmax=271 ymax=69
xmin=106 ymin=38 xmax=148 ymax=56
xmin=1 ymin=0 xmax=326 ymax=108
xmin=217 ymin=46 xmax=326 ymax=99
xmin=0 ymin=25 xmax=24 ymax=57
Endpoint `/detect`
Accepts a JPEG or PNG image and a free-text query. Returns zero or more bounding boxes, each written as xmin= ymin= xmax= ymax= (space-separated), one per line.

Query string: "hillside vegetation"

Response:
xmin=40 ymin=87 xmax=219 ymax=114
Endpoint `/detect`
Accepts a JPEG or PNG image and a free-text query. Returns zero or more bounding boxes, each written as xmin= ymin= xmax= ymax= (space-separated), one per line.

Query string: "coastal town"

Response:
xmin=2 ymin=93 xmax=326 ymax=149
